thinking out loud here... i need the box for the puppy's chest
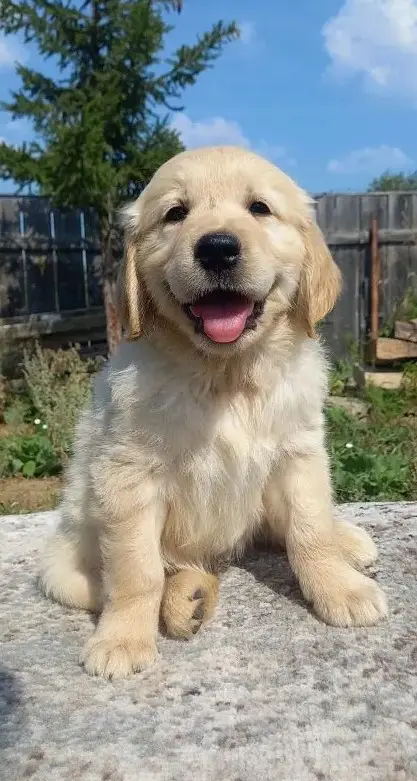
[166,395,280,531]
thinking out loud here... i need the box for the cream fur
[39,146,387,679]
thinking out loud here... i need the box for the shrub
[22,343,94,462]
[2,395,33,427]
[0,433,60,478]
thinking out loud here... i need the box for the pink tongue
[190,300,254,343]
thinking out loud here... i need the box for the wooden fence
[315,192,417,357]
[0,192,416,358]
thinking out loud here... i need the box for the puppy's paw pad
[313,573,388,627]
[80,635,157,679]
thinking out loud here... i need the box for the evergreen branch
[160,21,239,96]
[0,141,42,188]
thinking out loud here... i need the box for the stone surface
[327,395,370,419]
[1,504,417,781]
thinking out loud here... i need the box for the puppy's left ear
[295,218,342,338]
[116,199,147,340]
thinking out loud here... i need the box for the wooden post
[370,217,380,360]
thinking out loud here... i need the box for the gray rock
[327,396,370,419]
[1,504,416,781]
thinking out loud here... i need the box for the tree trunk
[103,276,122,355]
[100,219,122,355]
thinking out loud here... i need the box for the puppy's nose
[194,232,241,272]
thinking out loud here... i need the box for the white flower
[345,442,353,449]
[34,418,41,425]
[42,424,48,430]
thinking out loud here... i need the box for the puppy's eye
[164,205,188,223]
[249,201,271,216]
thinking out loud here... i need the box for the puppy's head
[118,147,341,354]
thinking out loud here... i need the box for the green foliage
[0,433,60,478]
[329,359,355,395]
[0,1,238,218]
[22,343,93,461]
[368,170,417,191]
[402,361,417,401]
[379,287,417,337]
[329,342,360,395]
[3,396,33,427]
[397,288,417,321]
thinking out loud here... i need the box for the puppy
[39,146,387,679]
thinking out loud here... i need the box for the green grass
[327,382,417,503]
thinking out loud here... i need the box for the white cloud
[0,35,24,68]
[327,145,413,174]
[239,21,256,46]
[171,114,250,148]
[323,0,417,102]
[171,114,296,169]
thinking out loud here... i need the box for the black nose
[194,232,241,272]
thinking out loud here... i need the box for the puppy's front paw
[309,566,388,627]
[80,630,157,679]
[334,519,378,569]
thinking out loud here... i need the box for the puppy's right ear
[116,199,146,340]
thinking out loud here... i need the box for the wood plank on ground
[394,320,417,343]
[375,337,417,362]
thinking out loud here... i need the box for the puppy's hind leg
[39,407,103,613]
[39,518,103,614]
[161,569,219,639]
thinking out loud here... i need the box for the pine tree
[0,1,238,350]
[368,171,417,192]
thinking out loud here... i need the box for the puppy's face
[119,147,341,354]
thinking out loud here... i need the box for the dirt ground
[0,476,62,514]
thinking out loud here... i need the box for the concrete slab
[1,504,416,781]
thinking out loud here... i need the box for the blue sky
[1,0,416,194]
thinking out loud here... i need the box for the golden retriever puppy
[39,146,387,679]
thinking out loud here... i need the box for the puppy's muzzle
[194,232,241,274]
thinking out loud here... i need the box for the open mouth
[183,290,264,344]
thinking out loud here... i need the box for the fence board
[53,208,82,246]
[21,198,51,242]
[0,199,20,242]
[57,250,87,311]
[86,251,103,307]
[359,193,389,231]
[0,250,24,316]
[26,253,56,314]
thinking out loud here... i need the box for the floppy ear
[295,219,342,338]
[116,200,147,340]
